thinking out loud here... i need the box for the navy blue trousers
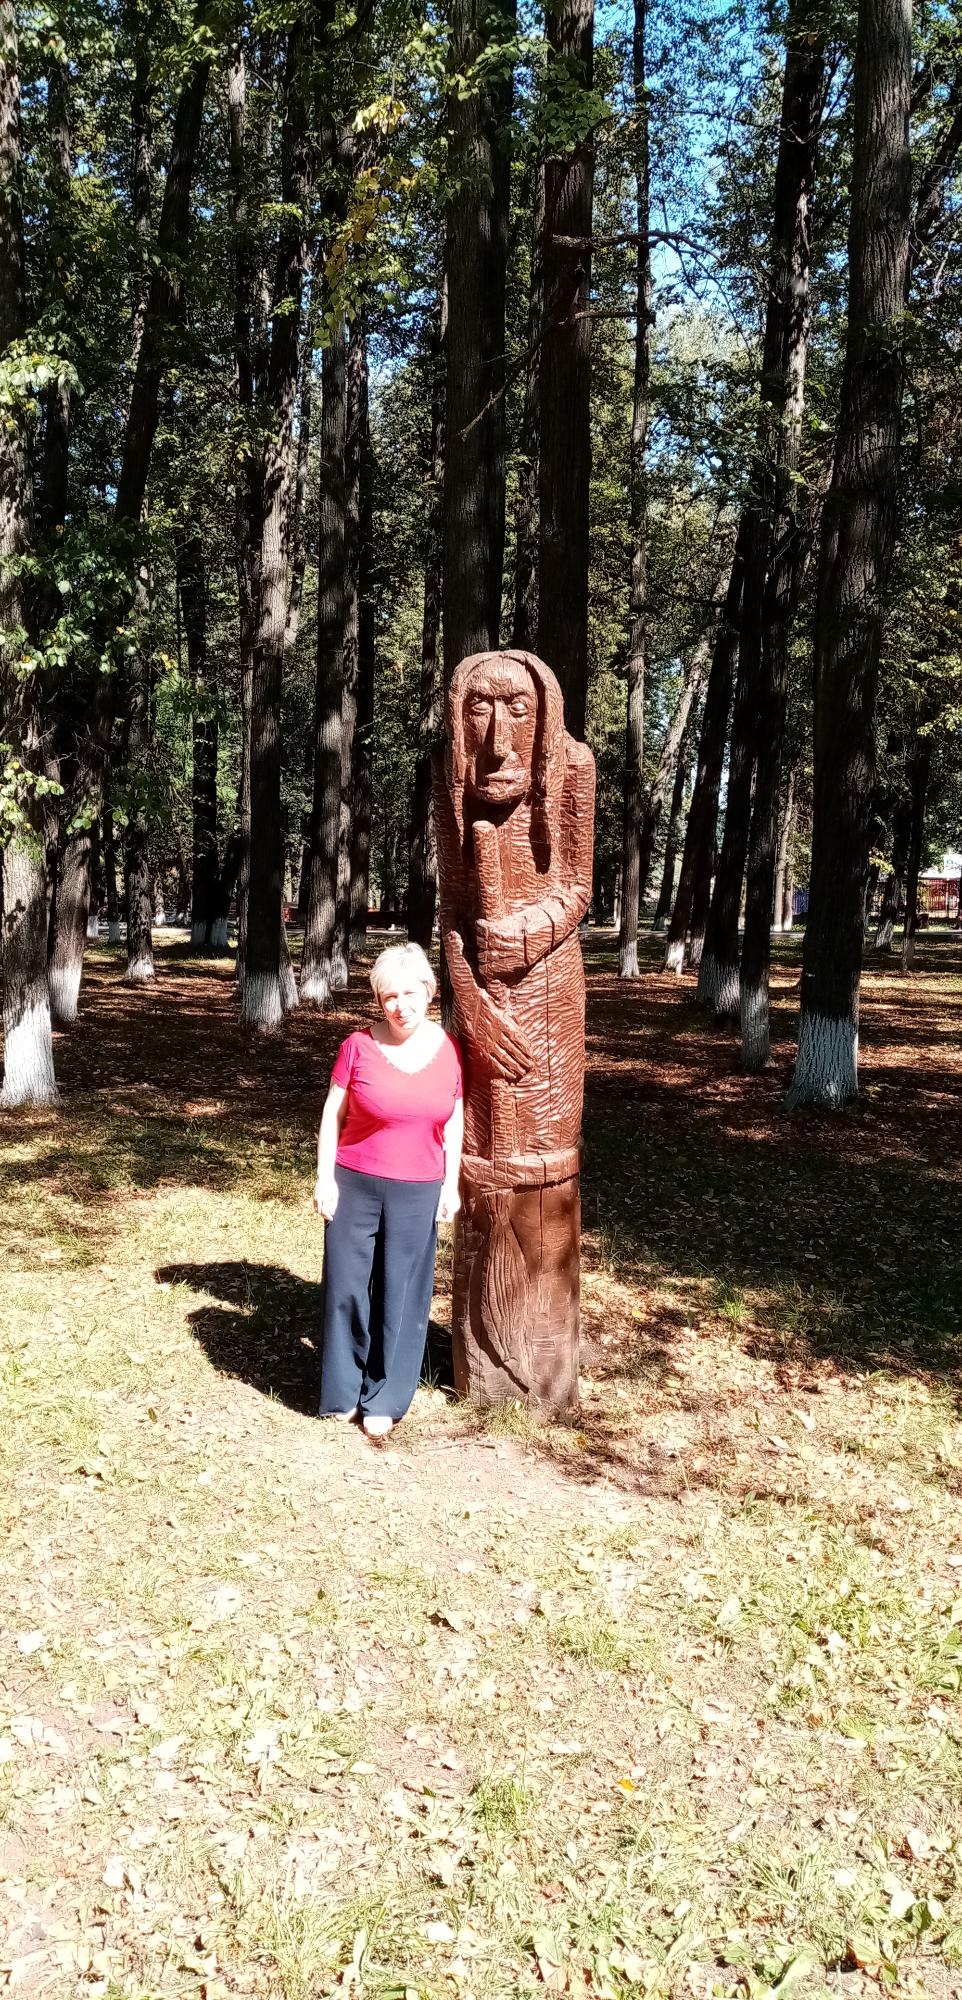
[319,1165,441,1422]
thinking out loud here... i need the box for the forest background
[1,0,962,1104]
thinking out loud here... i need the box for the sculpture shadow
[157,1260,454,1414]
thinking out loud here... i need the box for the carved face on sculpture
[461,659,538,807]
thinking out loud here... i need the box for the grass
[1,928,962,1998]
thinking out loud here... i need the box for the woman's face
[378,978,430,1040]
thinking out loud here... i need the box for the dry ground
[2,929,961,2000]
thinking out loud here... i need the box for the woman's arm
[314,1083,349,1220]
[437,1094,464,1223]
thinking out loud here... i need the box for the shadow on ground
[158,1259,455,1415]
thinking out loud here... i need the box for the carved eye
[509,698,532,717]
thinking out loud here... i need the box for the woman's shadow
[156,1261,454,1414]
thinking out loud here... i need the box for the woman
[314,943,463,1438]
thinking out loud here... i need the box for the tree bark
[408,297,445,950]
[103,789,121,940]
[241,27,311,1031]
[442,0,515,681]
[901,734,932,969]
[123,564,155,984]
[301,310,348,1009]
[634,647,708,942]
[226,33,259,985]
[537,0,595,737]
[773,764,796,932]
[49,13,212,1019]
[740,1,825,1068]
[512,164,544,649]
[0,0,58,1106]
[663,523,747,975]
[332,316,366,989]
[180,536,219,949]
[788,0,912,1109]
[349,331,375,953]
[617,0,651,979]
[653,703,697,931]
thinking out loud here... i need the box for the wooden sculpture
[435,650,596,1413]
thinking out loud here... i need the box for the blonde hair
[369,941,437,1005]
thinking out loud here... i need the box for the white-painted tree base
[126,956,156,985]
[740,978,770,1071]
[618,942,640,979]
[280,954,299,1013]
[299,967,331,1009]
[786,1012,858,1109]
[108,920,122,943]
[49,960,83,1028]
[330,945,349,990]
[240,969,285,1032]
[663,937,685,976]
[653,914,668,934]
[191,921,209,948]
[86,914,100,939]
[686,933,705,970]
[1,1001,59,1108]
[211,918,230,949]
[875,918,894,951]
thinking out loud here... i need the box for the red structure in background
[917,875,960,922]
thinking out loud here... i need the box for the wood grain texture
[435,650,595,1413]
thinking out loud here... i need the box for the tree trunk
[635,648,708,946]
[51,15,212,1018]
[537,0,595,737]
[123,606,155,982]
[901,734,932,970]
[48,822,94,1023]
[408,297,445,950]
[773,764,796,932]
[653,705,696,931]
[512,164,544,649]
[663,523,747,975]
[241,27,311,1031]
[740,1,825,1069]
[788,0,912,1109]
[181,536,219,949]
[227,33,257,985]
[0,0,58,1106]
[301,311,348,1009]
[442,0,515,680]
[103,790,121,940]
[332,318,366,989]
[617,0,651,978]
[349,334,375,953]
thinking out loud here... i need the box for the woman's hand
[314,1176,339,1222]
[436,1181,461,1225]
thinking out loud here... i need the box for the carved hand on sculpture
[473,988,533,1082]
[476,915,528,983]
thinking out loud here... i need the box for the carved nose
[489,704,511,758]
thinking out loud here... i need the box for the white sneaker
[362,1415,394,1438]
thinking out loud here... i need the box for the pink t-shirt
[331,1029,462,1182]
